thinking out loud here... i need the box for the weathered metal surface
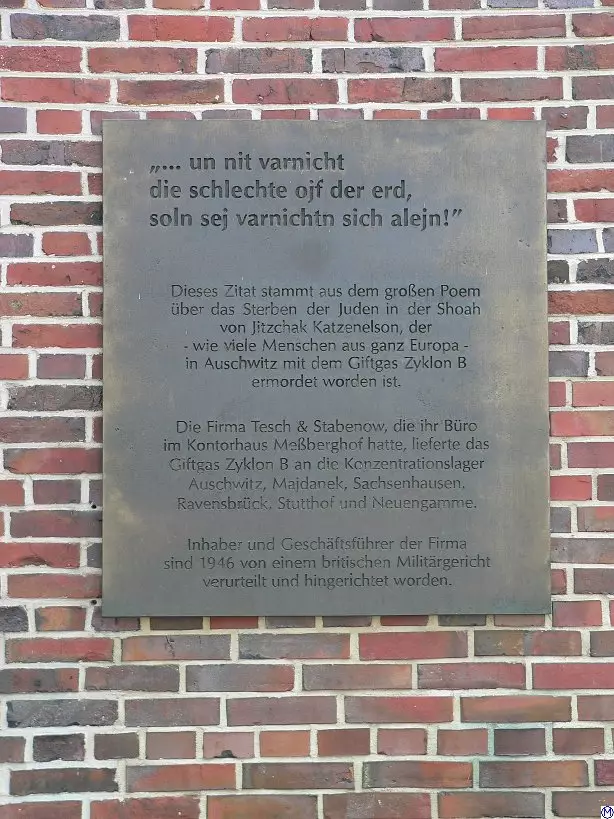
[103,121,549,615]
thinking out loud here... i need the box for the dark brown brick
[11,201,102,227]
[11,768,117,795]
[207,48,311,73]
[244,762,353,789]
[125,697,219,727]
[12,13,120,40]
[187,664,294,692]
[323,47,423,72]
[33,734,85,762]
[95,733,140,759]
[7,699,117,728]
[324,793,431,819]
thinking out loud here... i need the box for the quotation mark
[149,164,181,173]
[452,208,462,217]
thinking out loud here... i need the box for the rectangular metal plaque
[103,121,549,615]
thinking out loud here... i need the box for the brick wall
[0,0,613,815]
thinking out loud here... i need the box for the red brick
[127,763,234,792]
[462,78,561,103]
[480,760,587,787]
[595,759,614,785]
[591,632,614,656]
[575,199,614,223]
[574,382,614,407]
[87,665,179,692]
[373,109,421,119]
[118,80,223,105]
[13,324,101,349]
[578,506,614,532]
[365,760,471,788]
[464,15,565,40]
[204,732,254,759]
[8,261,101,286]
[11,767,116,796]
[418,662,525,689]
[303,663,412,690]
[89,47,196,73]
[550,475,592,501]
[0,542,79,569]
[572,13,614,38]
[209,616,258,629]
[377,728,427,755]
[438,729,487,756]
[547,43,614,71]
[439,792,545,818]
[360,631,466,659]
[91,797,200,819]
[493,728,545,756]
[123,635,229,661]
[550,442,562,468]
[461,695,571,722]
[475,629,581,657]
[597,106,614,128]
[575,568,614,594]
[0,46,81,72]
[0,736,25,763]
[8,573,101,599]
[553,600,602,627]
[146,731,196,759]
[228,696,336,726]
[0,354,28,380]
[244,762,352,789]
[0,480,25,505]
[0,667,78,693]
[553,727,604,755]
[548,321,570,344]
[125,698,218,727]
[128,15,233,41]
[0,170,80,195]
[345,695,453,724]
[35,606,86,631]
[0,804,82,819]
[549,170,614,193]
[42,232,90,256]
[94,734,139,760]
[239,633,348,659]
[2,78,109,103]
[578,695,614,720]
[435,46,536,71]
[324,793,431,819]
[534,663,614,689]
[243,17,347,41]
[37,355,86,380]
[187,664,293,692]
[208,796,316,819]
[318,729,369,756]
[5,447,100,474]
[6,637,112,663]
[488,107,534,121]
[0,294,81,320]
[37,110,82,135]
[260,730,310,757]
[355,17,453,42]
[349,78,451,103]
[233,79,337,105]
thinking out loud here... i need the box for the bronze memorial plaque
[103,121,549,615]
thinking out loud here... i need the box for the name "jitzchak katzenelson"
[244,319,401,336]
